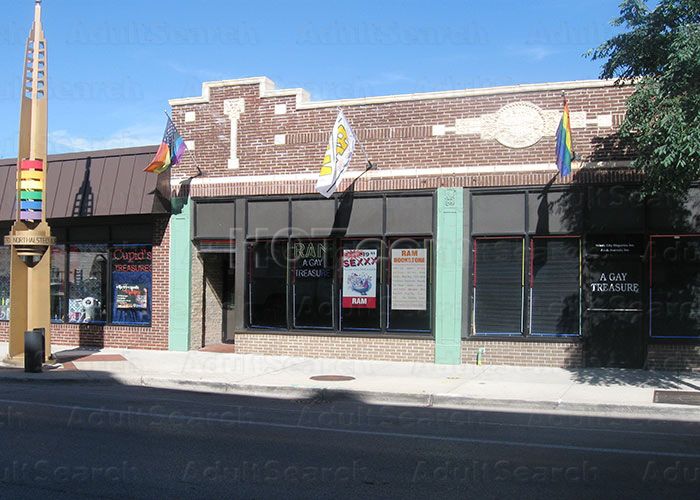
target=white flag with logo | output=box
[316,110,357,198]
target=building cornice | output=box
[169,76,630,109]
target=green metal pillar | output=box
[434,187,464,364]
[169,197,192,351]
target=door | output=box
[584,236,646,368]
[222,254,235,342]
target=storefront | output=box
[0,146,171,349]
[163,76,699,369]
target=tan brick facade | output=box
[236,333,434,363]
[647,344,700,371]
[462,341,583,368]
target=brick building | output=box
[0,147,170,350]
[165,76,699,370]
[2,76,699,371]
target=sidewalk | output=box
[1,342,699,420]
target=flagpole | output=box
[164,110,203,177]
[337,106,377,184]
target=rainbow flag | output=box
[145,117,186,174]
[555,100,573,177]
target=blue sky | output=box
[0,0,623,159]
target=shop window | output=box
[68,245,108,323]
[340,239,382,331]
[111,246,152,325]
[248,241,287,329]
[0,246,10,321]
[51,246,67,322]
[292,240,334,329]
[650,236,700,338]
[529,237,581,336]
[388,238,431,332]
[473,237,524,336]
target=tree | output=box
[589,0,700,198]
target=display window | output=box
[68,245,108,324]
[529,237,581,336]
[292,239,334,329]
[388,238,431,332]
[111,245,152,325]
[339,239,383,331]
[245,236,432,334]
[247,241,288,329]
[50,246,67,322]
[472,237,524,336]
[650,235,700,339]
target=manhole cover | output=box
[654,390,700,406]
[310,375,355,382]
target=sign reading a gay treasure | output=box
[391,248,427,310]
[342,249,377,309]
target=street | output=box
[0,379,698,499]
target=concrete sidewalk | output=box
[1,342,699,419]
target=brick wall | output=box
[170,78,635,196]
[190,247,204,350]
[236,333,435,363]
[462,340,584,368]
[646,344,700,371]
[0,216,170,350]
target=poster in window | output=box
[342,249,377,309]
[391,248,427,311]
[293,241,332,280]
[111,246,152,325]
[115,284,148,309]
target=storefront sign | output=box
[342,249,377,309]
[391,248,427,310]
[294,241,332,280]
[590,272,640,294]
[4,234,55,246]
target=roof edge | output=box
[168,76,631,109]
[0,145,159,166]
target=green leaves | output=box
[590,0,700,198]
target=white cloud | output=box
[508,44,559,62]
[49,123,162,153]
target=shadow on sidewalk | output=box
[568,368,700,391]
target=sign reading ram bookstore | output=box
[391,248,428,310]
[342,249,377,309]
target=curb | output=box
[2,371,699,421]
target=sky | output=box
[0,0,625,159]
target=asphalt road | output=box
[0,379,697,499]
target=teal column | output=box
[169,197,192,351]
[435,187,464,364]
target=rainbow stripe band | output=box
[19,159,43,222]
[20,211,42,221]
[20,201,42,211]
[20,191,42,201]
[20,159,43,171]
[20,170,43,181]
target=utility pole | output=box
[4,0,55,362]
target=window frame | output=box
[528,235,582,338]
[649,234,700,340]
[471,236,526,337]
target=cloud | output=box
[48,123,162,153]
[508,44,559,62]
[164,62,227,82]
